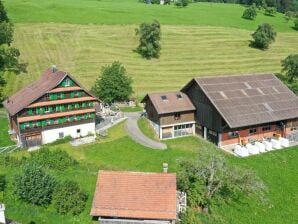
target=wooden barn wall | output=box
[159,111,195,126]
[144,98,160,125]
[183,81,223,132]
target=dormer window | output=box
[161,95,168,101]
[176,94,182,100]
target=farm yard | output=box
[0,0,297,223]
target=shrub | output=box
[14,164,56,206]
[175,0,189,7]
[281,54,298,83]
[294,19,298,30]
[179,208,202,224]
[251,23,276,49]
[135,20,161,59]
[264,7,277,16]
[91,61,133,104]
[53,181,88,215]
[30,148,78,170]
[242,6,257,20]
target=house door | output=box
[24,134,42,147]
[207,129,218,145]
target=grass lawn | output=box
[7,24,298,99]
[5,1,296,32]
[0,117,15,147]
[0,122,297,223]
[138,117,159,140]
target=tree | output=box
[0,46,27,74]
[175,0,189,7]
[294,19,298,30]
[242,6,258,20]
[251,23,276,49]
[0,1,8,23]
[281,54,298,83]
[14,164,56,206]
[177,154,267,213]
[135,20,161,59]
[53,181,88,215]
[0,22,13,45]
[91,62,133,104]
[284,11,295,22]
[264,7,277,16]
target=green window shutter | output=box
[70,92,75,98]
[20,123,25,130]
[68,104,73,110]
[50,119,54,125]
[78,91,81,97]
[61,80,65,87]
[29,122,33,128]
[89,101,93,107]
[63,117,67,123]
[91,113,95,119]
[82,102,86,108]
[69,79,73,86]
[75,103,79,109]
[37,121,41,127]
[84,114,87,120]
[36,108,39,114]
[76,115,81,121]
[56,105,60,112]
[61,92,65,99]
[40,108,44,114]
[70,116,73,122]
[61,105,65,111]
[50,94,54,100]
[59,118,63,124]
[49,106,53,112]
[28,108,33,115]
[42,120,46,127]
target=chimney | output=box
[0,204,6,224]
[51,65,57,73]
[163,163,168,173]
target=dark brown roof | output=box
[3,68,98,116]
[90,171,177,220]
[141,91,195,115]
[190,74,298,128]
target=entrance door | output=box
[24,134,42,147]
[207,129,218,145]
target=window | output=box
[44,106,50,113]
[228,131,239,138]
[64,78,71,87]
[262,125,271,131]
[176,94,182,99]
[249,128,257,135]
[59,132,64,139]
[46,119,51,126]
[25,122,30,129]
[161,95,168,101]
[54,119,59,125]
[174,113,181,120]
[77,129,81,134]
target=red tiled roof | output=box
[90,171,177,220]
[141,91,195,115]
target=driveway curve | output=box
[124,112,167,150]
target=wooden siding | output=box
[160,111,194,126]
[144,98,160,125]
[183,80,223,132]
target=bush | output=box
[91,61,133,104]
[251,23,276,49]
[242,6,257,20]
[14,164,56,206]
[264,7,277,16]
[135,20,161,59]
[53,181,88,215]
[175,0,189,7]
[179,208,202,224]
[30,148,78,170]
[294,19,298,30]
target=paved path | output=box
[124,112,167,150]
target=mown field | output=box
[0,122,297,224]
[7,24,298,99]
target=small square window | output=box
[59,132,64,139]
[161,95,168,101]
[77,129,81,134]
[249,128,257,135]
[64,78,71,87]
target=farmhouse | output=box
[143,74,298,147]
[141,92,196,139]
[2,67,99,147]
[90,170,178,224]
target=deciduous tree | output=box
[242,6,258,20]
[91,62,133,104]
[251,23,276,49]
[135,20,161,59]
[281,54,298,82]
[14,164,56,206]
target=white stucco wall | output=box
[41,122,95,144]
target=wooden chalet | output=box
[2,67,100,147]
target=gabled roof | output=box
[184,74,298,129]
[141,91,195,115]
[90,171,177,220]
[3,68,98,116]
